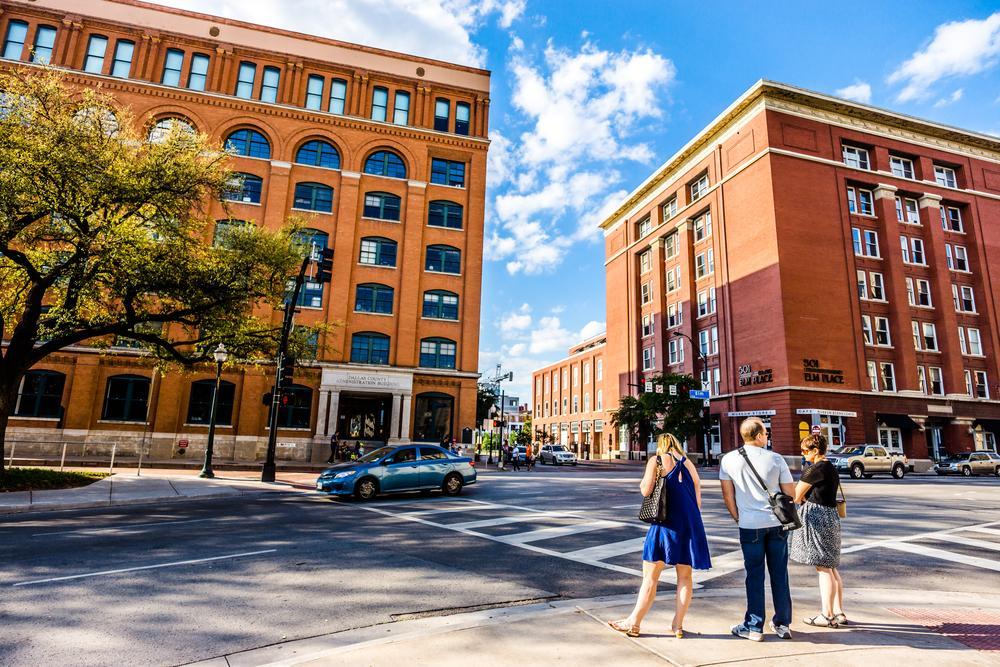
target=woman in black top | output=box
[790,434,847,628]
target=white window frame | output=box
[915,278,932,307]
[974,370,989,399]
[940,206,964,233]
[890,155,915,179]
[637,217,652,238]
[641,314,653,338]
[917,365,928,394]
[690,174,709,201]
[842,145,870,170]
[874,316,892,347]
[639,249,651,274]
[596,359,602,381]
[922,321,938,352]
[642,347,655,371]
[880,362,896,392]
[967,327,983,356]
[912,320,922,351]
[953,284,976,313]
[867,360,879,391]
[663,196,678,220]
[895,196,920,225]
[861,315,874,346]
[934,165,957,188]
[640,282,652,305]
[869,272,885,301]
[693,212,712,242]
[857,270,868,300]
[928,366,944,396]
[668,339,684,365]
[664,233,678,259]
[667,302,682,328]
[847,187,875,216]
[695,249,714,278]
[852,227,880,257]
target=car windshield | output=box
[357,446,394,463]
[832,446,865,456]
[552,446,566,452]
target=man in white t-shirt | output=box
[719,417,796,642]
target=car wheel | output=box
[891,464,905,479]
[355,477,379,501]
[962,466,972,477]
[850,464,864,480]
[443,473,463,496]
[572,461,578,466]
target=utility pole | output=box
[672,330,711,466]
[483,364,513,467]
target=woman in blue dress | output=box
[609,433,712,638]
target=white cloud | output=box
[149,0,524,67]
[933,88,964,108]
[499,303,533,337]
[888,12,1000,102]
[835,81,872,104]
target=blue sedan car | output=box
[316,444,477,500]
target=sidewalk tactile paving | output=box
[888,607,1000,651]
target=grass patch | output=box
[0,467,109,493]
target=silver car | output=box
[934,451,1000,477]
[539,444,578,466]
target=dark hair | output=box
[800,434,828,454]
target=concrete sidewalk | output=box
[194,587,1000,667]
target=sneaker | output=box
[731,624,764,642]
[769,622,792,639]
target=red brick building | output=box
[598,80,1000,467]
[1,0,490,462]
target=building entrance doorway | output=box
[337,394,391,442]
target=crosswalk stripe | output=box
[963,526,1000,537]
[448,512,571,530]
[504,522,618,545]
[931,533,1000,552]
[563,538,647,561]
[403,504,498,517]
[882,541,1000,572]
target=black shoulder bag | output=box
[638,455,670,523]
[738,447,801,531]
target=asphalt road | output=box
[1,465,999,666]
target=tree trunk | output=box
[0,385,13,479]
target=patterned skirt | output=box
[789,501,841,568]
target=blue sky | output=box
[156,1,1000,400]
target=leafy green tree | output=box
[610,373,703,453]
[514,414,533,448]
[0,69,307,476]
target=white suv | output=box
[539,444,578,466]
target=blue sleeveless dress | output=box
[641,455,712,570]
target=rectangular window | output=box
[695,249,714,278]
[869,272,885,301]
[260,66,280,103]
[667,302,682,328]
[665,266,681,292]
[912,320,922,351]
[934,165,957,188]
[842,144,870,170]
[950,245,969,272]
[596,359,602,381]
[857,270,868,300]
[693,212,712,242]
[861,315,873,346]
[697,287,717,317]
[305,75,324,110]
[2,20,27,60]
[664,232,678,258]
[584,363,590,384]
[84,34,108,74]
[928,367,944,395]
[668,339,684,365]
[393,91,410,125]
[639,250,651,273]
[430,158,466,187]
[918,366,928,394]
[637,217,652,238]
[371,86,388,122]
[847,186,874,216]
[965,369,974,396]
[329,78,347,114]
[880,362,896,392]
[455,101,470,135]
[867,361,879,391]
[31,25,57,64]
[874,316,891,346]
[690,174,709,201]
[641,314,653,337]
[902,237,925,265]
[187,53,209,90]
[642,347,655,371]
[915,278,932,307]
[640,282,652,305]
[967,328,983,356]
[958,326,968,355]
[940,206,964,233]
[235,61,257,99]
[890,155,915,179]
[922,322,938,351]
[852,228,880,257]
[953,284,976,313]
[895,196,920,224]
[597,390,603,411]
[161,48,184,86]
[974,370,989,399]
[434,98,450,132]
[663,196,678,220]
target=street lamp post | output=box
[672,331,711,467]
[200,343,228,479]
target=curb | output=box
[0,490,248,516]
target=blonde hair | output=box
[740,417,766,443]
[656,433,685,458]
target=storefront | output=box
[726,410,776,450]
[796,409,855,449]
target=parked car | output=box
[316,444,477,500]
[934,451,1000,477]
[827,444,907,479]
[539,444,578,466]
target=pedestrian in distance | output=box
[609,434,711,639]
[327,432,339,464]
[790,434,848,628]
[720,417,796,642]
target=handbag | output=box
[836,482,847,518]
[638,455,670,523]
[738,447,801,531]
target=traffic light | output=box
[315,248,334,283]
[279,356,295,389]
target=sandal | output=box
[671,626,685,639]
[832,613,848,626]
[608,619,640,637]
[803,614,838,628]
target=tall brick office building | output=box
[538,80,1000,466]
[1,0,490,462]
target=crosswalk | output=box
[843,519,1000,572]
[356,498,745,586]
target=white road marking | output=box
[930,533,1000,552]
[31,517,221,537]
[402,504,498,517]
[964,526,1000,537]
[881,541,1000,572]
[841,519,1000,554]
[12,549,278,587]
[504,521,618,545]
[448,512,571,530]
[563,538,646,562]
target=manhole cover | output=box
[888,607,1000,651]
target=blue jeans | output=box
[739,526,792,631]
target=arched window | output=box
[14,370,65,418]
[359,237,397,267]
[269,384,312,429]
[148,116,195,143]
[426,245,461,274]
[363,150,407,179]
[222,173,263,204]
[355,283,394,314]
[420,337,457,369]
[187,379,235,426]
[422,290,459,320]
[293,182,334,212]
[351,332,390,365]
[213,219,248,247]
[428,201,463,229]
[413,392,454,442]
[295,139,340,169]
[101,374,150,422]
[363,192,401,221]
[225,128,271,159]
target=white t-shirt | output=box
[719,446,793,529]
